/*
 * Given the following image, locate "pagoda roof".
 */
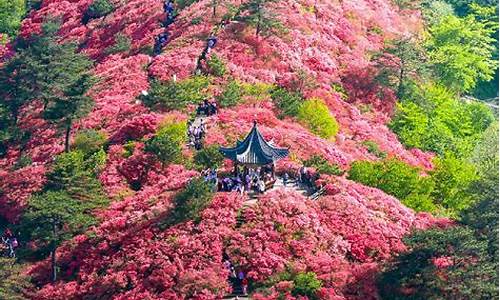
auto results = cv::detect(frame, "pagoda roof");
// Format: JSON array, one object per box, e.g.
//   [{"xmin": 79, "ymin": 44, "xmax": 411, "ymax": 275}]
[{"xmin": 219, "ymin": 121, "xmax": 289, "ymax": 165}]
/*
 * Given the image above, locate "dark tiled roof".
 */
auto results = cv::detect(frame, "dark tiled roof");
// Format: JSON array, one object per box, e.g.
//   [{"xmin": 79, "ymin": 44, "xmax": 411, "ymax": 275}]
[{"xmin": 219, "ymin": 122, "xmax": 289, "ymax": 165}]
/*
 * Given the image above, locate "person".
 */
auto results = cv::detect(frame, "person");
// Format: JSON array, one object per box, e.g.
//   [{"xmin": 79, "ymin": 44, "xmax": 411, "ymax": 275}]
[
  {"xmin": 242, "ymin": 277, "xmax": 248, "ymax": 295},
  {"xmin": 257, "ymin": 178, "xmax": 265, "ymax": 194},
  {"xmin": 299, "ymin": 166, "xmax": 306, "ymax": 183},
  {"xmin": 164, "ymin": 0, "xmax": 174, "ymax": 13},
  {"xmin": 163, "ymin": 13, "xmax": 175, "ymax": 27},
  {"xmin": 283, "ymin": 172, "xmax": 289, "ymax": 186}
]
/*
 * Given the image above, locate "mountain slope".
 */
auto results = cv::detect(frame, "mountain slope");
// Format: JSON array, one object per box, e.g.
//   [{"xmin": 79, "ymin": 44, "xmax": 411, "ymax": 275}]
[{"xmin": 0, "ymin": 0, "xmax": 450, "ymax": 298}]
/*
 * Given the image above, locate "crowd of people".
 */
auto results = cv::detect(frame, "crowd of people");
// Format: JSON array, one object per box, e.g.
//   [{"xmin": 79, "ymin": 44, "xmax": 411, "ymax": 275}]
[
  {"xmin": 1, "ymin": 228, "xmax": 18, "ymax": 258},
  {"xmin": 223, "ymin": 258, "xmax": 249, "ymax": 296},
  {"xmin": 187, "ymin": 119, "xmax": 206, "ymax": 150},
  {"xmin": 196, "ymin": 99, "xmax": 218, "ymax": 116},
  {"xmin": 153, "ymin": 0, "xmax": 176, "ymax": 56},
  {"xmin": 298, "ymin": 165, "xmax": 320, "ymax": 189},
  {"xmin": 218, "ymin": 165, "xmax": 275, "ymax": 194}
]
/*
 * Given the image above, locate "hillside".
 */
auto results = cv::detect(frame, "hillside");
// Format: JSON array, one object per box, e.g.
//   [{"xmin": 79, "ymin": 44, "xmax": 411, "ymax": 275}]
[{"xmin": 0, "ymin": 0, "xmax": 496, "ymax": 299}]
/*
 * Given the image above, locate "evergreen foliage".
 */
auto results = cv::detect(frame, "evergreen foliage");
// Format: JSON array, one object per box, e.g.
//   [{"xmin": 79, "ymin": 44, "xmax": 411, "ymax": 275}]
[
  {"xmin": 84, "ymin": 0, "xmax": 114, "ymax": 23},
  {"xmin": 378, "ymin": 226, "xmax": 498, "ymax": 300},
  {"xmin": 270, "ymin": 87, "xmax": 303, "ymax": 118},
  {"xmin": 194, "ymin": 144, "xmax": 224, "ymax": 170},
  {"xmin": 142, "ymin": 76, "xmax": 211, "ymax": 111},
  {"xmin": 0, "ymin": 19, "xmax": 96, "ymax": 152},
  {"xmin": 206, "ymin": 53, "xmax": 227, "ymax": 77},
  {"xmin": 163, "ymin": 177, "xmax": 214, "ymax": 226},
  {"xmin": 237, "ymin": 0, "xmax": 286, "ymax": 38},
  {"xmin": 104, "ymin": 33, "xmax": 131, "ymax": 55},
  {"xmin": 145, "ymin": 122, "xmax": 187, "ymax": 165},
  {"xmin": 217, "ymin": 80, "xmax": 243, "ymax": 108},
  {"xmin": 303, "ymin": 155, "xmax": 343, "ymax": 176}
]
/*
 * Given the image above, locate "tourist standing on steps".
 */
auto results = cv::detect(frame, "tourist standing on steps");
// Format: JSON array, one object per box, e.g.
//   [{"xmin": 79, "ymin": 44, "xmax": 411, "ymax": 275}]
[{"xmin": 242, "ymin": 277, "xmax": 248, "ymax": 295}]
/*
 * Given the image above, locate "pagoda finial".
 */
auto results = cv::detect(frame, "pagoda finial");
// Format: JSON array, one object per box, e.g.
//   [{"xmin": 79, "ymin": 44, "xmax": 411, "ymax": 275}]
[{"xmin": 253, "ymin": 120, "xmax": 257, "ymax": 127}]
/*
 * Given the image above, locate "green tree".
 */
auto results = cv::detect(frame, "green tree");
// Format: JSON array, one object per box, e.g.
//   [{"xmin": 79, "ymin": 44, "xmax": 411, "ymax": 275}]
[
  {"xmin": 206, "ymin": 53, "xmax": 227, "ymax": 77},
  {"xmin": 420, "ymin": 0, "xmax": 455, "ymax": 26},
  {"xmin": 297, "ymin": 98, "xmax": 339, "ymax": 139},
  {"xmin": 217, "ymin": 79, "xmax": 242, "ymax": 108},
  {"xmin": 0, "ymin": 0, "xmax": 26, "ymax": 38},
  {"xmin": 390, "ymin": 83, "xmax": 494, "ymax": 158},
  {"xmin": 303, "ymin": 155, "xmax": 343, "ymax": 176},
  {"xmin": 162, "ymin": 177, "xmax": 214, "ymax": 227},
  {"xmin": 426, "ymin": 14, "xmax": 497, "ymax": 93},
  {"xmin": 142, "ymin": 76, "xmax": 211, "ymax": 111},
  {"xmin": 21, "ymin": 190, "xmax": 105, "ymax": 282},
  {"xmin": 373, "ymin": 37, "xmax": 428, "ymax": 98},
  {"xmin": 0, "ymin": 19, "xmax": 96, "ymax": 152},
  {"xmin": 104, "ymin": 33, "xmax": 131, "ymax": 55},
  {"xmin": 145, "ymin": 122, "xmax": 187, "ymax": 165},
  {"xmin": 194, "ymin": 144, "xmax": 224, "ymax": 170},
  {"xmin": 19, "ymin": 150, "xmax": 107, "ymax": 282},
  {"xmin": 270, "ymin": 87, "xmax": 303, "ymax": 118},
  {"xmin": 237, "ymin": 0, "xmax": 285, "ymax": 38},
  {"xmin": 83, "ymin": 0, "xmax": 114, "ymax": 23},
  {"xmin": 71, "ymin": 129, "xmax": 108, "ymax": 158}
]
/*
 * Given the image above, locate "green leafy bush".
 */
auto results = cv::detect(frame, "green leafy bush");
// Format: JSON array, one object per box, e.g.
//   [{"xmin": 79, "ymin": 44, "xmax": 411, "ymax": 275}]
[
  {"xmin": 430, "ymin": 155, "xmax": 478, "ymax": 213},
  {"xmin": 217, "ymin": 80, "xmax": 242, "ymax": 108},
  {"xmin": 163, "ymin": 177, "xmax": 214, "ymax": 226},
  {"xmin": 390, "ymin": 83, "xmax": 494, "ymax": 158},
  {"xmin": 348, "ymin": 159, "xmax": 436, "ymax": 212},
  {"xmin": 0, "ymin": 0, "xmax": 26, "ymax": 38},
  {"xmin": 104, "ymin": 33, "xmax": 131, "ymax": 55},
  {"xmin": 72, "ymin": 129, "xmax": 107, "ymax": 158},
  {"xmin": 84, "ymin": 0, "xmax": 114, "ymax": 21},
  {"xmin": 304, "ymin": 155, "xmax": 343, "ymax": 176},
  {"xmin": 145, "ymin": 121, "xmax": 187, "ymax": 165},
  {"xmin": 270, "ymin": 87, "xmax": 302, "ymax": 118},
  {"xmin": 206, "ymin": 53, "xmax": 226, "ymax": 77},
  {"xmin": 297, "ymin": 98, "xmax": 339, "ymax": 139},
  {"xmin": 194, "ymin": 144, "xmax": 224, "ymax": 170},
  {"xmin": 292, "ymin": 272, "xmax": 322, "ymax": 299},
  {"xmin": 142, "ymin": 76, "xmax": 211, "ymax": 110},
  {"xmin": 361, "ymin": 140, "xmax": 387, "ymax": 159}
]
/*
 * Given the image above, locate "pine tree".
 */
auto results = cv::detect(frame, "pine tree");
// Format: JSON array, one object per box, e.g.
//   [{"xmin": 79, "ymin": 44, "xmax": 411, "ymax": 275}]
[
  {"xmin": 0, "ymin": 19, "xmax": 96, "ymax": 152},
  {"xmin": 19, "ymin": 151, "xmax": 108, "ymax": 282},
  {"xmin": 237, "ymin": 0, "xmax": 285, "ymax": 38}
]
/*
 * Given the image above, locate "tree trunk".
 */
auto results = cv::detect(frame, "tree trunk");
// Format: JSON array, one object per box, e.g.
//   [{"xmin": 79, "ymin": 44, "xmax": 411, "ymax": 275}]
[
  {"xmin": 51, "ymin": 222, "xmax": 57, "ymax": 283},
  {"xmin": 397, "ymin": 66, "xmax": 404, "ymax": 98},
  {"xmin": 64, "ymin": 120, "xmax": 71, "ymax": 153},
  {"xmin": 256, "ymin": 6, "xmax": 261, "ymax": 38},
  {"xmin": 213, "ymin": 3, "xmax": 216, "ymax": 17}
]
